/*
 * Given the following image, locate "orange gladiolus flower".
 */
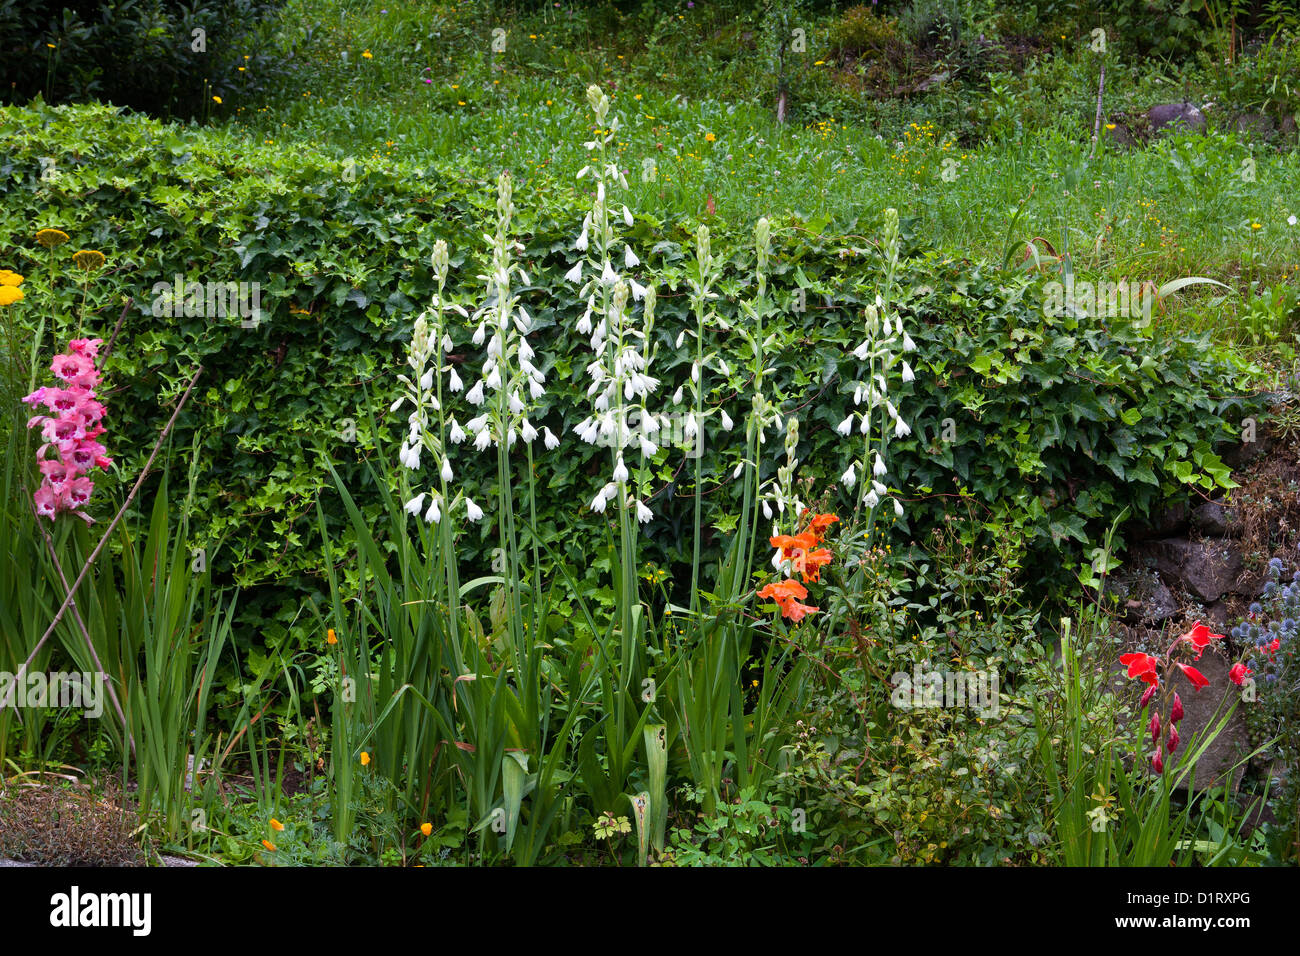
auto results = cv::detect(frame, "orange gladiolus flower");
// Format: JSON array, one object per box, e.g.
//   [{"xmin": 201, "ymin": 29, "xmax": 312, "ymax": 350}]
[
  {"xmin": 770, "ymin": 532, "xmax": 816, "ymax": 557},
  {"xmin": 792, "ymin": 546, "xmax": 833, "ymax": 583},
  {"xmin": 758, "ymin": 578, "xmax": 818, "ymax": 622},
  {"xmin": 804, "ymin": 512, "xmax": 840, "ymax": 541}
]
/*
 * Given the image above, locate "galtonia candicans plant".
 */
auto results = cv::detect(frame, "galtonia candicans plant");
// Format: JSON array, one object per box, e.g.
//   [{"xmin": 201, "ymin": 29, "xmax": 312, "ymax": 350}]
[{"xmin": 21, "ymin": 337, "xmax": 112, "ymax": 523}]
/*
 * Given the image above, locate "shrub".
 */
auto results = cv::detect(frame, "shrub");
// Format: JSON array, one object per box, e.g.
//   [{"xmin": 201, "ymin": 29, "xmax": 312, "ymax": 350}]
[
  {"xmin": 0, "ymin": 99, "xmax": 1259, "ymax": 672},
  {"xmin": 0, "ymin": 780, "xmax": 143, "ymax": 865},
  {"xmin": 0, "ymin": 0, "xmax": 288, "ymax": 118}
]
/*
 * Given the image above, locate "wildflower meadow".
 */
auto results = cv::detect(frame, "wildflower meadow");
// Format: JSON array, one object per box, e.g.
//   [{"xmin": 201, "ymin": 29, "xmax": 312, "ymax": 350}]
[{"xmin": 0, "ymin": 0, "xmax": 1298, "ymax": 926}]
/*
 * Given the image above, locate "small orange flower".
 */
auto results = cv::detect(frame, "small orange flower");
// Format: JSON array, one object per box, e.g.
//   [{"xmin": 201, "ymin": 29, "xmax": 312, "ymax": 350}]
[
  {"xmin": 327, "ymin": 628, "xmax": 337, "ymax": 645},
  {"xmin": 758, "ymin": 579, "xmax": 818, "ymax": 622},
  {"xmin": 792, "ymin": 547, "xmax": 833, "ymax": 583},
  {"xmin": 420, "ymin": 822, "xmax": 433, "ymax": 836},
  {"xmin": 360, "ymin": 751, "xmax": 370, "ymax": 766},
  {"xmin": 705, "ymin": 132, "xmax": 716, "ymax": 142},
  {"xmin": 261, "ymin": 839, "xmax": 277, "ymax": 851},
  {"xmin": 270, "ymin": 818, "xmax": 284, "ymax": 831}
]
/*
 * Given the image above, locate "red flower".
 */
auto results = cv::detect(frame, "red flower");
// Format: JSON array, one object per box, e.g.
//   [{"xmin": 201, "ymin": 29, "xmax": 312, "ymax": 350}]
[
  {"xmin": 1119, "ymin": 652, "xmax": 1160, "ymax": 685},
  {"xmin": 1175, "ymin": 662, "xmax": 1209, "ymax": 691},
  {"xmin": 1170, "ymin": 692, "xmax": 1183, "ymax": 723},
  {"xmin": 1139, "ymin": 684, "xmax": 1157, "ymax": 710},
  {"xmin": 1152, "ymin": 749, "xmax": 1164, "ymax": 773},
  {"xmin": 1166, "ymin": 725, "xmax": 1179, "ymax": 755},
  {"xmin": 1228, "ymin": 662, "xmax": 1251, "ymax": 686},
  {"xmin": 1267, "ymin": 638, "xmax": 1281, "ymax": 655},
  {"xmin": 1148, "ymin": 710, "xmax": 1161, "ymax": 747},
  {"xmin": 1180, "ymin": 621, "xmax": 1223, "ymax": 661}
]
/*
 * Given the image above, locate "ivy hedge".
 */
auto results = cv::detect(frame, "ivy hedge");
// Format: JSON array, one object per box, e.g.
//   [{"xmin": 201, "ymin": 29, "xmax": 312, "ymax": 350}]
[{"xmin": 0, "ymin": 101, "xmax": 1259, "ymax": 651}]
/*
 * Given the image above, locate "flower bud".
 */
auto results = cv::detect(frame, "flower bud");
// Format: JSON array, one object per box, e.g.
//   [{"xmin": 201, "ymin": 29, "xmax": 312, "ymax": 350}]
[
  {"xmin": 1148, "ymin": 710, "xmax": 1161, "ymax": 747},
  {"xmin": 1170, "ymin": 692, "xmax": 1183, "ymax": 723},
  {"xmin": 431, "ymin": 239, "xmax": 449, "ymax": 283}
]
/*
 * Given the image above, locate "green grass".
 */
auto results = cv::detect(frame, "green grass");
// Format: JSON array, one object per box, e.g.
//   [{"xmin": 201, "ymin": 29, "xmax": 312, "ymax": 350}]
[{"xmin": 201, "ymin": 0, "xmax": 1300, "ymax": 365}]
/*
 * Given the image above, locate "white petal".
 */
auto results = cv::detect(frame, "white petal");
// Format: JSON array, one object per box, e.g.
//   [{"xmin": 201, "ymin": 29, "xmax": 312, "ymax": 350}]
[
  {"xmin": 635, "ymin": 500, "xmax": 653, "ymax": 523},
  {"xmin": 544, "ymin": 427, "xmax": 560, "ymax": 450},
  {"xmin": 465, "ymin": 498, "xmax": 484, "ymax": 522},
  {"xmin": 841, "ymin": 463, "xmax": 856, "ymax": 489},
  {"xmin": 448, "ymin": 368, "xmax": 463, "ymax": 392},
  {"xmin": 441, "ymin": 458, "xmax": 453, "ymax": 482},
  {"xmin": 404, "ymin": 493, "xmax": 426, "ymax": 516}
]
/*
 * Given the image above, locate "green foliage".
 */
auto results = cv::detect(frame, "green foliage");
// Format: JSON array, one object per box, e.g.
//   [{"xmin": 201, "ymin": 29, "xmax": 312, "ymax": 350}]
[
  {"xmin": 0, "ymin": 0, "xmax": 289, "ymax": 118},
  {"xmin": 0, "ymin": 100, "xmax": 1260, "ymax": 666}
]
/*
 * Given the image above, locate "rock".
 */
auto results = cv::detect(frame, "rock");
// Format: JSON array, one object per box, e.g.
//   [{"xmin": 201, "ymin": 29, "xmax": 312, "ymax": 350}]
[
  {"xmin": 1219, "ymin": 429, "xmax": 1269, "ymax": 468},
  {"xmin": 1204, "ymin": 600, "xmax": 1230, "ymax": 630},
  {"xmin": 1234, "ymin": 112, "xmax": 1275, "ymax": 137},
  {"xmin": 1191, "ymin": 499, "xmax": 1240, "ymax": 537},
  {"xmin": 915, "ymin": 71, "xmax": 949, "ymax": 93},
  {"xmin": 1147, "ymin": 102, "xmax": 1206, "ymax": 135},
  {"xmin": 1110, "ymin": 567, "xmax": 1179, "ymax": 623},
  {"xmin": 1105, "ymin": 121, "xmax": 1137, "ymax": 147},
  {"xmin": 1132, "ymin": 537, "xmax": 1244, "ymax": 603},
  {"xmin": 1160, "ymin": 652, "xmax": 1250, "ymax": 791},
  {"xmin": 1131, "ymin": 500, "xmax": 1189, "ymax": 540}
]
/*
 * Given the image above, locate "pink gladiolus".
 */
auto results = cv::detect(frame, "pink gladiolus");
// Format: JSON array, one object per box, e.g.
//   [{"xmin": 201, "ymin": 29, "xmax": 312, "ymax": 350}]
[{"xmin": 22, "ymin": 338, "xmax": 110, "ymax": 523}]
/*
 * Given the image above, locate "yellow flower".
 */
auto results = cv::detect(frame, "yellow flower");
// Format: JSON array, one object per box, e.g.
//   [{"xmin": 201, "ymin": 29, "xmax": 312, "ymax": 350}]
[
  {"xmin": 72, "ymin": 249, "xmax": 106, "ymax": 271},
  {"xmin": 36, "ymin": 228, "xmax": 69, "ymax": 248},
  {"xmin": 0, "ymin": 270, "xmax": 23, "ymax": 286},
  {"xmin": 634, "ymin": 93, "xmax": 641, "ymax": 100},
  {"xmin": 814, "ymin": 60, "xmax": 825, "ymax": 65},
  {"xmin": 420, "ymin": 822, "xmax": 433, "ymax": 836},
  {"xmin": 270, "ymin": 818, "xmax": 284, "ymax": 831},
  {"xmin": 362, "ymin": 50, "xmax": 373, "ymax": 59},
  {"xmin": 0, "ymin": 286, "xmax": 23, "ymax": 306},
  {"xmin": 705, "ymin": 132, "xmax": 716, "ymax": 142},
  {"xmin": 1105, "ymin": 123, "xmax": 1115, "ymax": 130},
  {"xmin": 458, "ymin": 101, "xmax": 466, "ymax": 106},
  {"xmin": 327, "ymin": 628, "xmax": 337, "ymax": 645},
  {"xmin": 360, "ymin": 751, "xmax": 370, "ymax": 766},
  {"xmin": 46, "ymin": 43, "xmax": 55, "ymax": 49},
  {"xmin": 261, "ymin": 839, "xmax": 277, "ymax": 851},
  {"xmin": 238, "ymin": 66, "xmax": 246, "ymax": 71},
  {"xmin": 212, "ymin": 95, "xmax": 222, "ymax": 104},
  {"xmin": 529, "ymin": 34, "xmax": 537, "ymax": 39},
  {"xmin": 1251, "ymin": 222, "xmax": 1262, "ymax": 229}
]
